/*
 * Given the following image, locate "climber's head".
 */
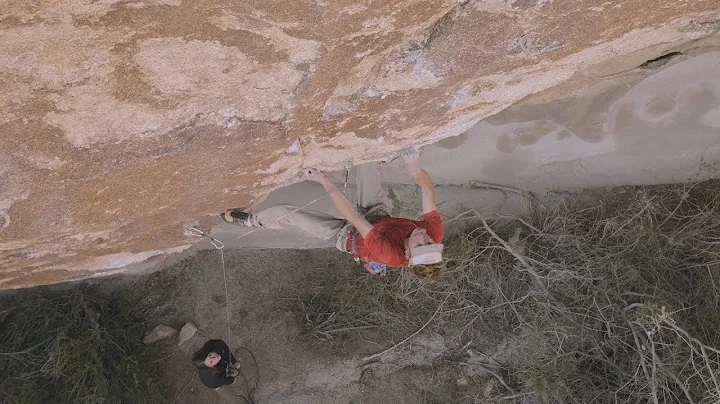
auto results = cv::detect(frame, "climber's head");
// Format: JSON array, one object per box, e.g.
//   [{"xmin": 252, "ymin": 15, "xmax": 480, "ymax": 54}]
[{"xmin": 404, "ymin": 228, "xmax": 444, "ymax": 281}]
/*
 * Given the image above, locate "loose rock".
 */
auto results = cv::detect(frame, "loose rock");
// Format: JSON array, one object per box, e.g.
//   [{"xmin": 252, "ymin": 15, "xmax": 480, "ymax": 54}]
[{"xmin": 177, "ymin": 322, "xmax": 198, "ymax": 346}]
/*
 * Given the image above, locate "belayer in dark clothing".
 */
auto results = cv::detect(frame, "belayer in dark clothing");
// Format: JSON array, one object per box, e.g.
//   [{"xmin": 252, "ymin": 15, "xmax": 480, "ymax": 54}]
[{"xmin": 193, "ymin": 339, "xmax": 243, "ymax": 403}]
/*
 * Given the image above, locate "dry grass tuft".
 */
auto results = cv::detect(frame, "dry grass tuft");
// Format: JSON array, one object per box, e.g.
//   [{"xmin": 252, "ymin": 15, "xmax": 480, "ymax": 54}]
[
  {"xmin": 0, "ymin": 288, "xmax": 166, "ymax": 404},
  {"xmin": 301, "ymin": 181, "xmax": 720, "ymax": 403}
]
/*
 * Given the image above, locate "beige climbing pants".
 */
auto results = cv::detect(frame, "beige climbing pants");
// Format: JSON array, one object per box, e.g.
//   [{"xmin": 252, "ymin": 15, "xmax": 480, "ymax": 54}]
[{"xmin": 249, "ymin": 163, "xmax": 389, "ymax": 240}]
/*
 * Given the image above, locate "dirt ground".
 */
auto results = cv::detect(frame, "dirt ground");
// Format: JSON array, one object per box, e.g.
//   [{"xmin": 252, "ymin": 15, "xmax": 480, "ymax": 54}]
[{"xmin": 143, "ymin": 247, "xmax": 480, "ymax": 404}]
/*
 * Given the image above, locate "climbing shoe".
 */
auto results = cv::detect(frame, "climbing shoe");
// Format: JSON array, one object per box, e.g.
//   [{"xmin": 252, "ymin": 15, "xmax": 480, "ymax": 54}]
[{"xmin": 221, "ymin": 208, "xmax": 251, "ymax": 226}]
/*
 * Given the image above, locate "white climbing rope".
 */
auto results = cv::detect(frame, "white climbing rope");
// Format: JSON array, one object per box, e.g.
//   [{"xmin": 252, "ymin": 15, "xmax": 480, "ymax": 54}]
[{"xmin": 187, "ymin": 227, "xmax": 232, "ymax": 349}]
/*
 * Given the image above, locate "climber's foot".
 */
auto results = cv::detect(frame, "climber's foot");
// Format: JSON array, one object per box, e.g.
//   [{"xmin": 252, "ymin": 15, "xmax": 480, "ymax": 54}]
[{"xmin": 221, "ymin": 208, "xmax": 251, "ymax": 226}]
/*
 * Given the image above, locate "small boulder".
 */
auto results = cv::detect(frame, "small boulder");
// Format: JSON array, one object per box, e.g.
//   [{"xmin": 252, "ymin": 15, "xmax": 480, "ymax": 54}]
[
  {"xmin": 177, "ymin": 322, "xmax": 198, "ymax": 346},
  {"xmin": 143, "ymin": 325, "xmax": 177, "ymax": 345}
]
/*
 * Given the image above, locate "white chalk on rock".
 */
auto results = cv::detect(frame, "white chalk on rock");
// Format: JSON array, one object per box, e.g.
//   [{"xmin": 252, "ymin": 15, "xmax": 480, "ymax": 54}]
[
  {"xmin": 177, "ymin": 322, "xmax": 198, "ymax": 346},
  {"xmin": 143, "ymin": 325, "xmax": 178, "ymax": 345},
  {"xmin": 286, "ymin": 139, "xmax": 301, "ymax": 154}
]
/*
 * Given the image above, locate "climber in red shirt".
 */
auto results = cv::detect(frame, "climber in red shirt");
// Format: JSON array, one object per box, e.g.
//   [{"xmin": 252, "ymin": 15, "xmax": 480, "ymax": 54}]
[{"xmin": 222, "ymin": 147, "xmax": 445, "ymax": 280}]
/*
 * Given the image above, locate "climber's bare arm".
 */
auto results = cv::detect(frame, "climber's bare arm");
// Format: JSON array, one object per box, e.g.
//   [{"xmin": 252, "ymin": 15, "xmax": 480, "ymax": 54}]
[
  {"xmin": 413, "ymin": 170, "xmax": 437, "ymax": 214},
  {"xmin": 401, "ymin": 148, "xmax": 437, "ymax": 214},
  {"xmin": 304, "ymin": 168, "xmax": 374, "ymax": 237}
]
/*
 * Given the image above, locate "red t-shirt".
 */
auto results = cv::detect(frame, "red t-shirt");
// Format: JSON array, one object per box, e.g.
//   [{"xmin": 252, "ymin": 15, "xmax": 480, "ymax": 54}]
[{"xmin": 356, "ymin": 210, "xmax": 444, "ymax": 267}]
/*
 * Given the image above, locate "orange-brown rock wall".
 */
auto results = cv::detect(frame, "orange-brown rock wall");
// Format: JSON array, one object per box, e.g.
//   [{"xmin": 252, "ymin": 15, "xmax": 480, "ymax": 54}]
[{"xmin": 1, "ymin": 0, "xmax": 718, "ymax": 287}]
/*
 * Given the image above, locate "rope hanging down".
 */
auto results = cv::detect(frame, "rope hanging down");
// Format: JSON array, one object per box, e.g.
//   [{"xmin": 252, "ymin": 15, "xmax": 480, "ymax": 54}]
[
  {"xmin": 187, "ymin": 228, "xmax": 259, "ymax": 404},
  {"xmin": 187, "ymin": 228, "xmax": 232, "ymax": 349}
]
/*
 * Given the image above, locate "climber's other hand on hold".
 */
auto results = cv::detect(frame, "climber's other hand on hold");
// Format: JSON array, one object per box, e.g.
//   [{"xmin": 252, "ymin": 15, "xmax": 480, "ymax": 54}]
[
  {"xmin": 400, "ymin": 146, "xmax": 421, "ymax": 177},
  {"xmin": 226, "ymin": 368, "xmax": 239, "ymax": 377}
]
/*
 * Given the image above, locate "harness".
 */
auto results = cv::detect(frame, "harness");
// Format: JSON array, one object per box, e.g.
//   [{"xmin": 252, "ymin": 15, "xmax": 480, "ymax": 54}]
[
  {"xmin": 345, "ymin": 227, "xmax": 387, "ymax": 275},
  {"xmin": 345, "ymin": 227, "xmax": 360, "ymax": 257}
]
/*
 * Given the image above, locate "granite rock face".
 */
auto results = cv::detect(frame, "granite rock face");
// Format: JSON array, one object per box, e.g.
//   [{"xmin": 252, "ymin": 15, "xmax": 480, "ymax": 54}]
[{"xmin": 1, "ymin": 1, "xmax": 719, "ymax": 288}]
